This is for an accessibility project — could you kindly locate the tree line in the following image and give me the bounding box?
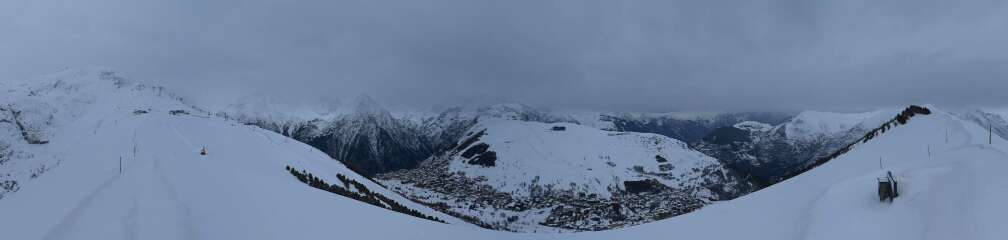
[772,105,932,183]
[286,165,446,223]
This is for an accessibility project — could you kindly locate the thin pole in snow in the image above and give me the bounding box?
[119,156,122,174]
[991,123,994,145]
[879,157,883,170]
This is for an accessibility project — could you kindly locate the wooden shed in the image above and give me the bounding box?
[878,171,899,202]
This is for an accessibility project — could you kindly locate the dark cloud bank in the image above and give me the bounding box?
[2,0,1007,112]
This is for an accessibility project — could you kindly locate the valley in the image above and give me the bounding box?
[2,69,1006,240]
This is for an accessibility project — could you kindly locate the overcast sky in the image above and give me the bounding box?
[2,0,1007,112]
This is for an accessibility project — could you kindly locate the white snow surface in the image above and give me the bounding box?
[448,118,724,199]
[982,107,1008,118]
[609,111,728,121]
[0,69,471,239]
[734,120,773,132]
[781,110,893,140]
[3,69,1007,239]
[561,110,617,130]
[220,94,345,123]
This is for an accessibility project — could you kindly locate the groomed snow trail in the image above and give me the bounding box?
[42,118,197,240]
[3,69,1007,239]
[2,111,474,239]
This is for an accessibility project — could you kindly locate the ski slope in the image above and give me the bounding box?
[0,69,472,239]
[2,68,1007,239]
[0,116,478,239]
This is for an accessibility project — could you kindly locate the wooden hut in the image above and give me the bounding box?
[878,171,898,202]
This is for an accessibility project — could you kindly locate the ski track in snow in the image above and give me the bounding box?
[42,118,198,240]
[148,154,197,240]
[124,198,139,240]
[169,123,196,150]
[41,171,124,240]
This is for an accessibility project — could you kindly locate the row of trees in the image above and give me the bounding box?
[285,165,445,223]
[895,105,932,125]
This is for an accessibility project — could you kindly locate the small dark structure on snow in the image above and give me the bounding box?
[551,126,566,131]
[878,171,899,202]
[200,147,208,156]
[655,155,668,163]
[623,179,664,194]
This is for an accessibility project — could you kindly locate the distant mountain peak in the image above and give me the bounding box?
[15,67,133,92]
[351,95,385,115]
[476,102,576,124]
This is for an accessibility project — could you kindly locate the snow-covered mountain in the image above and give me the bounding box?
[691,109,897,186]
[596,111,795,142]
[223,98,796,176]
[475,103,579,124]
[225,97,912,231]
[3,68,1007,239]
[221,96,455,176]
[216,90,1008,235]
[221,98,768,231]
[376,118,752,231]
[0,68,468,239]
[219,101,581,177]
[952,108,1008,142]
[550,106,1008,240]
[6,69,1004,239]
[0,68,195,199]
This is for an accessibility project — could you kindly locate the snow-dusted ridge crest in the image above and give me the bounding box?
[2,68,1008,239]
[0,68,469,238]
[217,95,925,232]
[689,108,901,187]
[774,105,934,183]
[0,67,207,199]
[215,99,586,177]
[397,105,940,231]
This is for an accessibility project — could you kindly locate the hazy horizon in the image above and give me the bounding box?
[3,0,1007,112]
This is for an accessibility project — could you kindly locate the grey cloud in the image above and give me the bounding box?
[1,0,1006,112]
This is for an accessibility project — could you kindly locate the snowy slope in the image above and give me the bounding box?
[378,117,750,231]
[216,100,579,178]
[461,106,1007,239]
[595,111,795,143]
[381,106,1008,239]
[222,95,445,176]
[0,68,194,199]
[216,105,1008,239]
[554,107,1008,240]
[2,69,1006,239]
[780,110,892,141]
[448,118,732,199]
[222,94,344,124]
[0,69,471,239]
[953,108,1008,141]
[690,109,900,186]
